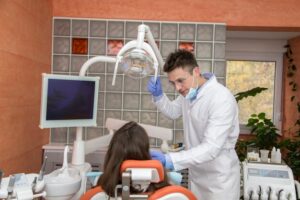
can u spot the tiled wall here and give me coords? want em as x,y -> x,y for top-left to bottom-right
51,18 -> 226,146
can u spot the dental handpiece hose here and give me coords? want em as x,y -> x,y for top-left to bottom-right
38,156 -> 47,181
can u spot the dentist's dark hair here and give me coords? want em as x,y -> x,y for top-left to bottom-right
163,49 -> 198,74
97,121 -> 169,196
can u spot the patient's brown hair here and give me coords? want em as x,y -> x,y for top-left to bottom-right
97,121 -> 169,197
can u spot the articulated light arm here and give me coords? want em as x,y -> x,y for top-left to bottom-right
139,24 -> 164,70
72,55 -> 116,166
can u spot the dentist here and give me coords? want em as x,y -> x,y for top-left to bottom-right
147,49 -> 240,200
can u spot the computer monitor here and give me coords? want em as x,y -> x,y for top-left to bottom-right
39,73 -> 99,129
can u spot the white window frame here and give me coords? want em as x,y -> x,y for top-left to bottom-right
226,37 -> 286,134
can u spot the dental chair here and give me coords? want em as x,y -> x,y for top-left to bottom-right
81,160 -> 196,200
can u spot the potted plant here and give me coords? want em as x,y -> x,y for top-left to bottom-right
246,112 -> 279,150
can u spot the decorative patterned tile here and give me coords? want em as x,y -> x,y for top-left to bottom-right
54,19 -> 70,36
53,55 -> 69,72
125,21 -> 140,38
124,76 -> 140,92
160,76 -> 175,93
141,77 -> 150,93
106,75 -> 123,91
197,24 -> 213,41
107,39 -> 123,55
105,111 -> 122,121
161,23 -> 177,40
124,93 -> 139,110
197,60 -> 212,73
53,37 -> 70,54
72,20 -> 88,37
160,41 -> 177,58
105,93 -> 122,109
144,22 -> 160,39
214,43 -> 226,59
68,127 -> 78,144
85,127 -> 103,140
215,25 -> 226,41
89,39 -> 106,55
107,62 -> 122,73
179,42 -> 194,52
90,20 -> 106,37
70,55 -> 88,73
196,42 -> 212,59
123,111 -> 139,122
72,38 -> 88,54
140,112 -> 157,126
88,60 -> 106,74
50,128 -> 68,143
96,110 -> 104,127
97,92 -> 105,109
141,94 -> 157,110
179,24 -> 195,40
108,21 -> 124,38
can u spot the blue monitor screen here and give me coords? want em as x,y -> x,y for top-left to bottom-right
46,79 -> 95,120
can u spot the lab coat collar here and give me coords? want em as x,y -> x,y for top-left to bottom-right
189,72 -> 217,104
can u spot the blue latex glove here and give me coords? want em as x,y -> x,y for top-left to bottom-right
147,76 -> 163,97
150,150 -> 174,170
167,171 -> 183,185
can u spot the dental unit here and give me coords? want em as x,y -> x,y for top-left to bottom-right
0,24 -> 173,200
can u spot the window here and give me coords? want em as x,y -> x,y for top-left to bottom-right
226,36 -> 285,134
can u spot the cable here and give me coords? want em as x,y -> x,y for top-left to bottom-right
277,189 -> 283,200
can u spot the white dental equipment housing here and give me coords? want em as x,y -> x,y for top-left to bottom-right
44,146 -> 81,200
243,161 -> 298,200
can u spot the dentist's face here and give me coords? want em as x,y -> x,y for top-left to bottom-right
167,67 -> 196,96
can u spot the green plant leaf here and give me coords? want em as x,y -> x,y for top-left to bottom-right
234,87 -> 268,102
258,112 -> 266,119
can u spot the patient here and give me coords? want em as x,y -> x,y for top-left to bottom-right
97,121 -> 169,197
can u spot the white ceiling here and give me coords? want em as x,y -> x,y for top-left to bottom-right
226,31 -> 300,40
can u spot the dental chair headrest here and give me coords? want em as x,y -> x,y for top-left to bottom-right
121,160 -> 164,183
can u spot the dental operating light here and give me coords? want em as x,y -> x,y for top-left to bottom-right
112,24 -> 164,85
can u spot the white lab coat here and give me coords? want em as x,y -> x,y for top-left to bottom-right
154,74 -> 240,200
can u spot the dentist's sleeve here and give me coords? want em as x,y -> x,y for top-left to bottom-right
169,95 -> 238,171
153,94 -> 183,120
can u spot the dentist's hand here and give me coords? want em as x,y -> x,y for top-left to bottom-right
150,150 -> 174,170
147,77 -> 163,97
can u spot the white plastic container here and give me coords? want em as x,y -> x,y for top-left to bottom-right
276,148 -> 281,164
271,147 -> 277,163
